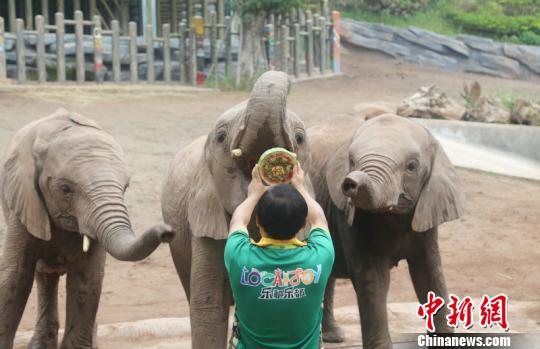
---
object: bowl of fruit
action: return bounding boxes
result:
[257,147,297,185]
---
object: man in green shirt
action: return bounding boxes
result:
[225,164,335,349]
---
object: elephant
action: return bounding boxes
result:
[161,71,314,348]
[307,114,464,348]
[0,109,173,349]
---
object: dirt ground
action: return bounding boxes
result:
[1,45,539,340]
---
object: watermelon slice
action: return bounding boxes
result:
[258,148,297,185]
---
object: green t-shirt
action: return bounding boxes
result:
[224,228,335,349]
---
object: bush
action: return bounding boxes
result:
[338,0,431,16]
[445,8,540,36]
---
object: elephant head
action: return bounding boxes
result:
[2,109,172,260]
[188,71,311,240]
[326,114,464,232]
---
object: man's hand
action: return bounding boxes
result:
[247,165,267,198]
[291,162,305,190]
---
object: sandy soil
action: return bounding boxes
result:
[0,45,539,339]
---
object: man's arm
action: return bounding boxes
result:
[228,166,267,235]
[291,164,329,232]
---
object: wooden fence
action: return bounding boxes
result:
[0,10,341,85]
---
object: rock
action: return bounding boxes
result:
[342,20,395,42]
[396,28,446,53]
[503,44,540,74]
[461,81,510,123]
[510,99,540,126]
[409,27,470,57]
[397,85,466,120]
[456,34,501,54]
[405,50,459,71]
[475,52,521,78]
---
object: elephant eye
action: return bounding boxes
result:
[295,133,304,145]
[349,157,355,168]
[60,184,72,193]
[406,161,418,172]
[216,131,226,143]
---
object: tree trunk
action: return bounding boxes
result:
[238,15,266,80]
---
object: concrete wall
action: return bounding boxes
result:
[341,18,540,80]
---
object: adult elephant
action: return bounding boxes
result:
[0,109,173,349]
[161,71,313,348]
[307,114,464,348]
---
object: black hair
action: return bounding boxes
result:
[255,184,308,240]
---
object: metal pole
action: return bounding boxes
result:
[75,10,84,83]
[146,24,154,82]
[36,15,46,83]
[55,12,65,82]
[129,21,138,82]
[16,19,26,83]
[163,23,171,82]
[112,20,120,82]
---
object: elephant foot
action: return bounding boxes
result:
[28,332,58,349]
[322,322,346,343]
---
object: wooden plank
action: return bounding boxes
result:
[179,22,186,83]
[306,19,314,76]
[189,25,196,86]
[16,19,26,83]
[129,21,138,82]
[320,16,327,74]
[41,0,49,25]
[146,24,154,82]
[55,12,66,82]
[8,0,16,32]
[163,23,171,82]
[75,10,84,83]
[112,20,120,82]
[36,15,46,83]
[0,17,6,80]
[26,0,33,29]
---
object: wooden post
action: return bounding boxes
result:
[75,10,84,83]
[55,12,65,82]
[203,0,209,22]
[320,16,327,74]
[41,0,49,25]
[331,11,341,74]
[146,24,154,82]
[225,16,232,76]
[187,0,193,27]
[179,22,186,83]
[163,23,171,82]
[0,17,6,80]
[171,0,178,33]
[36,15,46,83]
[74,0,81,13]
[129,21,138,82]
[217,0,224,38]
[313,14,320,69]
[146,0,152,26]
[121,0,129,35]
[306,19,314,76]
[90,0,97,18]
[209,12,217,80]
[16,19,26,83]
[8,0,16,32]
[93,15,104,83]
[112,20,120,82]
[26,0,33,29]
[280,24,288,73]
[189,25,196,86]
[293,23,300,78]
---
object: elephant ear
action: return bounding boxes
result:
[187,160,229,240]
[3,121,52,240]
[325,142,350,212]
[412,137,465,233]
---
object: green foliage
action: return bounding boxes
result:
[233,0,306,16]
[335,0,430,16]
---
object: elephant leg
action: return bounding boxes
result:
[407,228,452,333]
[322,277,345,343]
[351,260,392,349]
[169,223,192,301]
[60,245,106,349]
[190,237,231,349]
[0,222,36,349]
[28,272,60,349]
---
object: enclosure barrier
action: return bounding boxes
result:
[0,9,341,85]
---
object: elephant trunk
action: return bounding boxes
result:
[342,171,387,210]
[232,71,293,154]
[81,187,171,261]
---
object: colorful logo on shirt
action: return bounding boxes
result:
[240,265,322,300]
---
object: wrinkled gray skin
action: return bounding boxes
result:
[0,110,173,349]
[162,71,313,348]
[308,114,464,348]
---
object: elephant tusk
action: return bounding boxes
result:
[83,235,91,253]
[231,148,243,158]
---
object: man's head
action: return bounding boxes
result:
[255,184,308,240]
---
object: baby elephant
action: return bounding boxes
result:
[308,114,464,348]
[0,109,173,349]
